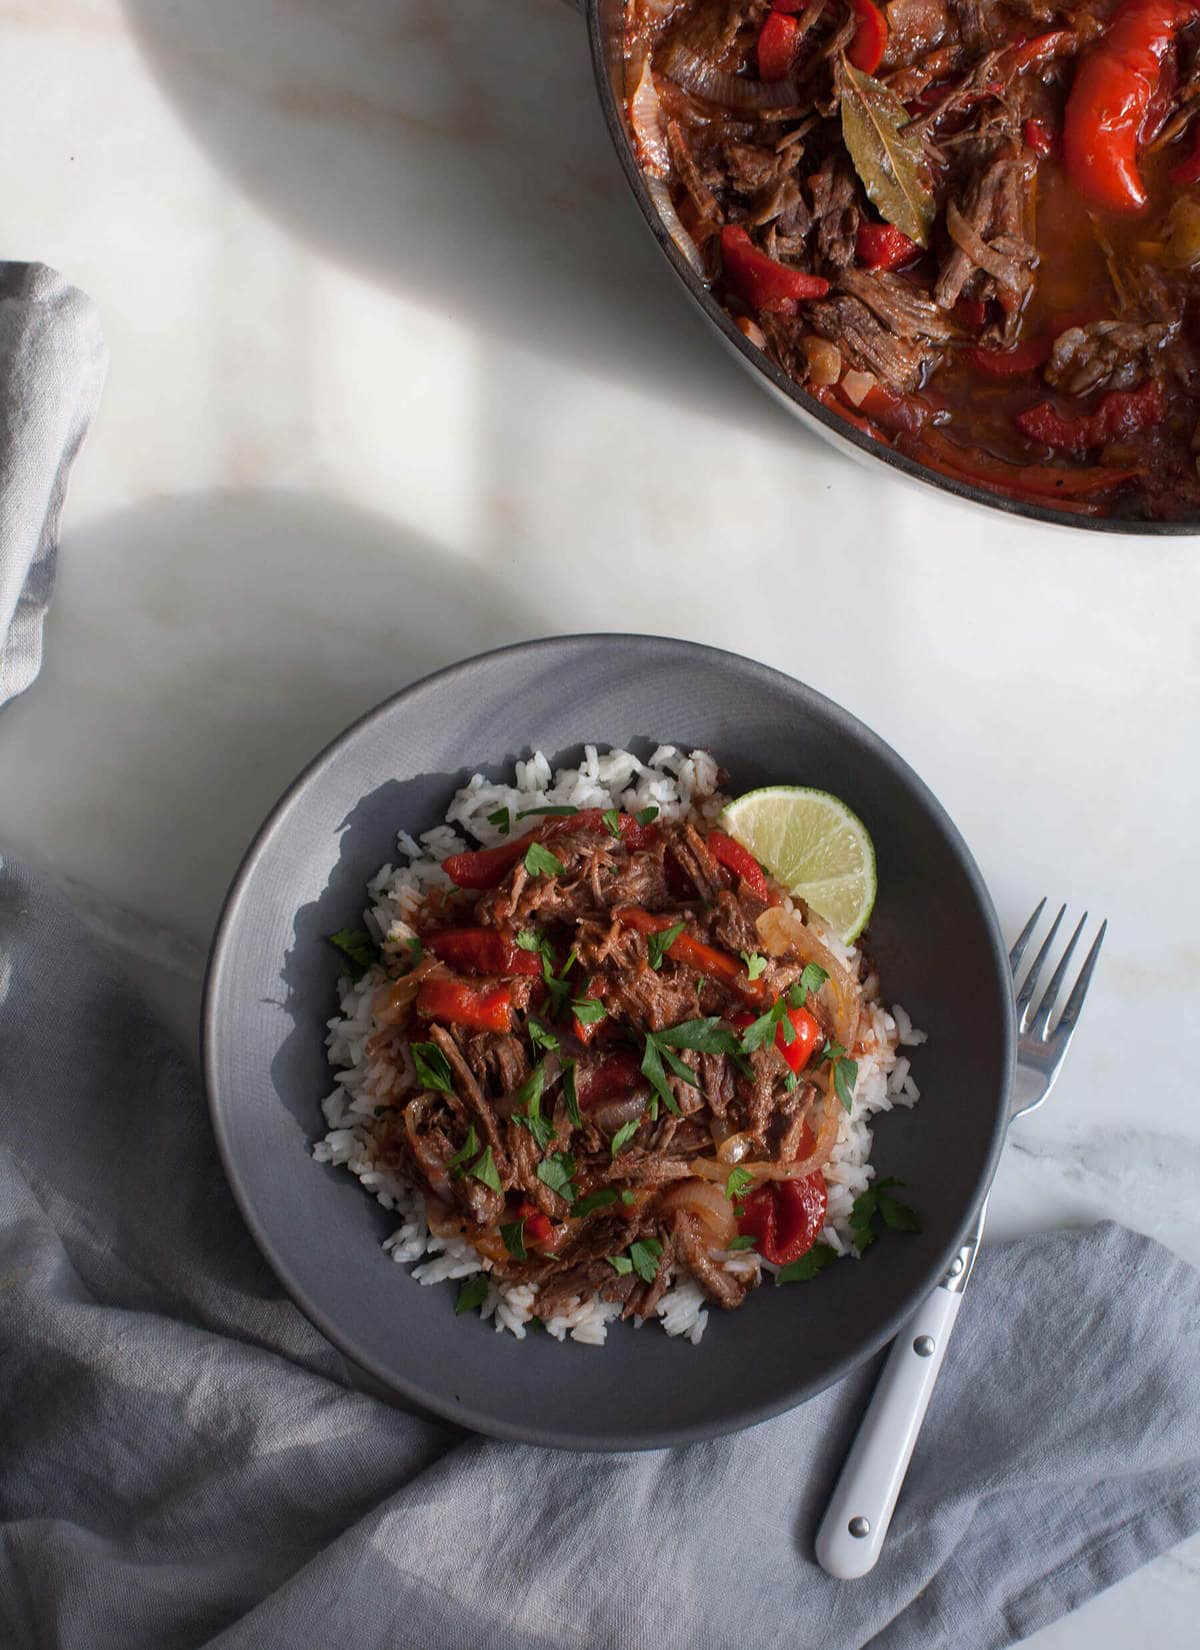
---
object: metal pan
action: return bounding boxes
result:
[564,0,1191,535]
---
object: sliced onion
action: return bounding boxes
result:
[627,53,670,178]
[658,1177,737,1248]
[755,905,862,1050]
[716,1130,754,1164]
[688,1090,840,1185]
[424,1194,464,1237]
[645,175,706,277]
[663,40,808,112]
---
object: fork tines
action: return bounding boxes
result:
[1009,899,1107,1043]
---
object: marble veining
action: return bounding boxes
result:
[1,2,1197,1640]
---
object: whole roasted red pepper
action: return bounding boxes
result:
[615,906,767,1005]
[1062,0,1197,211]
[855,222,921,271]
[720,225,829,315]
[442,809,657,890]
[416,976,513,1032]
[426,928,542,976]
[705,831,770,901]
[1015,377,1166,451]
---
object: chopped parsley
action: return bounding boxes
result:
[635,805,660,826]
[607,1237,663,1283]
[411,1041,454,1094]
[562,1060,582,1129]
[620,1189,637,1205]
[724,1165,754,1202]
[515,927,548,957]
[849,1178,921,1251]
[404,936,424,958]
[325,928,380,981]
[726,1234,757,1251]
[819,1040,859,1112]
[573,1186,619,1218]
[641,1016,743,1117]
[629,1238,664,1283]
[741,951,767,981]
[455,1274,489,1314]
[516,804,579,819]
[601,808,622,839]
[469,1144,501,1193]
[447,1125,480,1177]
[794,962,828,1005]
[610,1119,640,1157]
[647,921,686,971]
[738,998,790,1054]
[536,1151,577,1205]
[487,806,511,836]
[776,1242,837,1284]
[511,1066,555,1150]
[527,1016,559,1055]
[524,842,565,878]
[500,1218,527,1260]
[571,995,607,1025]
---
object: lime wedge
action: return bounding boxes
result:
[719,787,876,943]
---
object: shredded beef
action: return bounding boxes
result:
[1044,320,1179,396]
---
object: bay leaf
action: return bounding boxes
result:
[839,59,935,249]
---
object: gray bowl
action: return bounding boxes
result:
[203,634,1013,1450]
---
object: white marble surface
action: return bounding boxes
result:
[1,0,1197,1640]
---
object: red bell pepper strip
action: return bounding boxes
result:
[738,1174,828,1266]
[512,1199,556,1248]
[858,383,933,437]
[847,0,888,73]
[919,427,1142,500]
[1022,117,1056,157]
[999,29,1078,77]
[954,297,991,330]
[966,337,1053,376]
[416,976,513,1032]
[731,1002,821,1073]
[1169,120,1200,182]
[1015,377,1166,451]
[1062,0,1197,212]
[758,10,801,80]
[615,907,767,1004]
[426,928,542,976]
[855,222,921,271]
[705,831,770,902]
[720,225,829,315]
[442,809,657,890]
[576,1051,644,1110]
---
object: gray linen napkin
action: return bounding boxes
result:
[1,857,1198,1650]
[0,262,106,708]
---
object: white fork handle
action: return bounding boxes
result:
[815,1285,963,1579]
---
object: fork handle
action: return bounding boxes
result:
[815,1285,963,1579]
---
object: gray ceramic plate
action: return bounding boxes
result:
[203,634,1013,1450]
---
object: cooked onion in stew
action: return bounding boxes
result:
[623,0,1200,520]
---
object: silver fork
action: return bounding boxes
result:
[814,901,1107,1580]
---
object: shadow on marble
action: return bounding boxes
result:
[118,0,805,436]
[4,488,541,960]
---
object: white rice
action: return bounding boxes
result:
[317,746,924,1345]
